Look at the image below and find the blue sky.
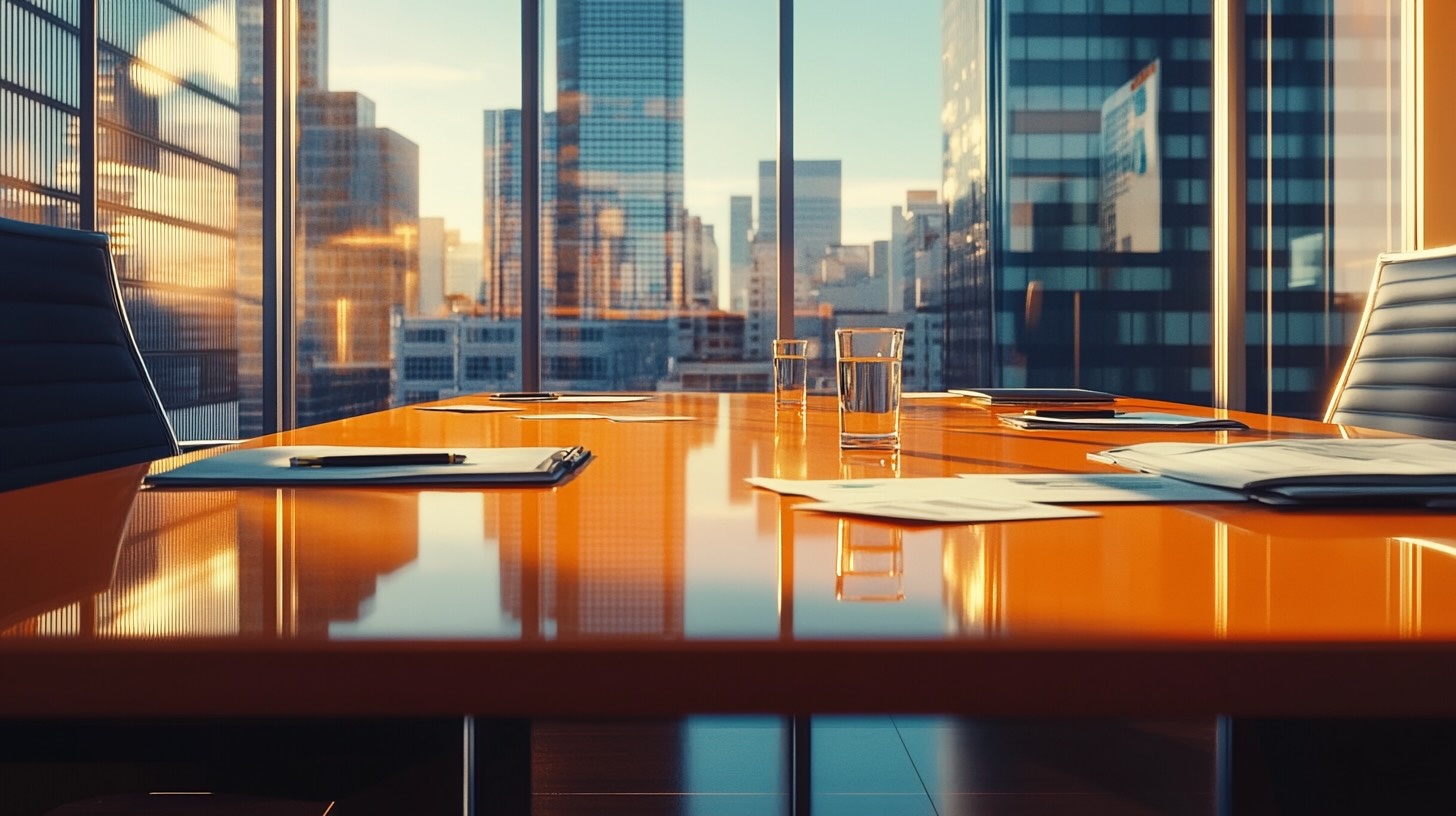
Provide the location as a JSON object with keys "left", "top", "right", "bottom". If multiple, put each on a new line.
{"left": 329, "top": 0, "right": 941, "bottom": 280}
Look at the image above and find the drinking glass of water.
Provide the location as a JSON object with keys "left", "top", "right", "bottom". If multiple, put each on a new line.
{"left": 834, "top": 328, "right": 904, "bottom": 450}
{"left": 772, "top": 338, "right": 809, "bottom": 407}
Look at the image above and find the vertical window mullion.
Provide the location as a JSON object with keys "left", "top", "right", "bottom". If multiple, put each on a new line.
{"left": 79, "top": 0, "right": 96, "bottom": 230}
{"left": 1212, "top": 0, "right": 1247, "bottom": 411}
{"left": 521, "top": 0, "right": 543, "bottom": 390}
{"left": 777, "top": 0, "right": 794, "bottom": 339}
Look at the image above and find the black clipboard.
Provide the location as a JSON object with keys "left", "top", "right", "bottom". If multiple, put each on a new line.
{"left": 145, "top": 445, "right": 594, "bottom": 487}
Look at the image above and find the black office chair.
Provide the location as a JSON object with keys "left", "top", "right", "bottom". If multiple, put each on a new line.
{"left": 0, "top": 216, "right": 181, "bottom": 492}
{"left": 1325, "top": 244, "right": 1456, "bottom": 440}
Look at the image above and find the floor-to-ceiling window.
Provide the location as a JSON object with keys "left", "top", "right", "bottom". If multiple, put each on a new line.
{"left": 2, "top": 0, "right": 251, "bottom": 441}
{"left": 0, "top": 0, "right": 1409, "bottom": 429}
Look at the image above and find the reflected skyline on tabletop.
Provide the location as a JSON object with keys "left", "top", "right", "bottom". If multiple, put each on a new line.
{"left": 10, "top": 394, "right": 1456, "bottom": 643}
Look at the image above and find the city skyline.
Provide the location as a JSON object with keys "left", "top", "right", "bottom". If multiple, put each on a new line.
{"left": 327, "top": 0, "right": 942, "bottom": 279}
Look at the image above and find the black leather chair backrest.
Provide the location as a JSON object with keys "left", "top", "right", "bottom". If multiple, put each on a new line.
{"left": 0, "top": 216, "right": 180, "bottom": 492}
{"left": 1325, "top": 245, "right": 1456, "bottom": 440}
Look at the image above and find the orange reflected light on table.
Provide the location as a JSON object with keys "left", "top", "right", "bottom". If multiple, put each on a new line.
{"left": 835, "top": 520, "right": 904, "bottom": 603}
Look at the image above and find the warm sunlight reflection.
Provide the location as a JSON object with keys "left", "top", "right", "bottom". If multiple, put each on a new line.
{"left": 107, "top": 550, "right": 239, "bottom": 637}
{"left": 335, "top": 297, "right": 351, "bottom": 362}
{"left": 131, "top": 0, "right": 238, "bottom": 96}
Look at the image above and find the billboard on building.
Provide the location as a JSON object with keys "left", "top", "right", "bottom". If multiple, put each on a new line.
{"left": 1100, "top": 60, "right": 1161, "bottom": 253}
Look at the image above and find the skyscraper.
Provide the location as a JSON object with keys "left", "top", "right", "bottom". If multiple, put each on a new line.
{"left": 728, "top": 195, "right": 754, "bottom": 312}
{"left": 483, "top": 109, "right": 557, "bottom": 318}
{"left": 941, "top": 1, "right": 1373, "bottom": 415}
{"left": 295, "top": 89, "right": 419, "bottom": 426}
{"left": 756, "top": 159, "right": 842, "bottom": 306}
{"left": 555, "top": 0, "right": 684, "bottom": 316}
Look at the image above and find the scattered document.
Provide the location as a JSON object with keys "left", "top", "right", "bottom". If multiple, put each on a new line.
{"left": 1090, "top": 438, "right": 1456, "bottom": 506}
{"left": 795, "top": 496, "right": 1097, "bottom": 524}
{"left": 748, "top": 474, "right": 1243, "bottom": 504}
{"left": 999, "top": 411, "right": 1248, "bottom": 431}
{"left": 954, "top": 472, "right": 1245, "bottom": 502}
{"left": 749, "top": 476, "right": 968, "bottom": 501}
{"left": 414, "top": 404, "right": 521, "bottom": 413}
{"left": 555, "top": 395, "right": 652, "bottom": 403}
{"left": 515, "top": 413, "right": 692, "bottom": 422}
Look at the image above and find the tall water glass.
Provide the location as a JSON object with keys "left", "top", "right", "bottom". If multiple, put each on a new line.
{"left": 834, "top": 328, "right": 904, "bottom": 449}
{"left": 772, "top": 338, "right": 809, "bottom": 407}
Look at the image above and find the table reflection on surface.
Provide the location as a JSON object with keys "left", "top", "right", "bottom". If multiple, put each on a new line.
{"left": 7, "top": 392, "right": 1456, "bottom": 647}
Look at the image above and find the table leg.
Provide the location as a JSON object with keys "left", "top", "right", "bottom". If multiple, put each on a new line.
{"left": 786, "top": 714, "right": 811, "bottom": 816}
{"left": 473, "top": 716, "right": 532, "bottom": 816}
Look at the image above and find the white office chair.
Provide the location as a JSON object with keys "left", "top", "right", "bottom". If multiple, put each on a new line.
{"left": 1325, "top": 244, "right": 1456, "bottom": 440}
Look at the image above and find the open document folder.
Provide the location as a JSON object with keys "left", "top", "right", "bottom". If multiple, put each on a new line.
{"left": 1089, "top": 438, "right": 1456, "bottom": 506}
{"left": 999, "top": 411, "right": 1248, "bottom": 431}
{"left": 146, "top": 445, "right": 592, "bottom": 487}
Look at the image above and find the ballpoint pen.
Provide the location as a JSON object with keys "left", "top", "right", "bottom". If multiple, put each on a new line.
{"left": 289, "top": 452, "right": 466, "bottom": 467}
{"left": 490, "top": 392, "right": 560, "bottom": 401}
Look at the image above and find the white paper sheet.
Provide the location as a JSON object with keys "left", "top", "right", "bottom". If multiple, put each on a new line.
{"left": 515, "top": 413, "right": 694, "bottom": 422}
{"left": 414, "top": 404, "right": 521, "bottom": 413}
{"left": 954, "top": 472, "right": 1245, "bottom": 502}
{"left": 748, "top": 473, "right": 1244, "bottom": 504}
{"left": 794, "top": 496, "right": 1097, "bottom": 524}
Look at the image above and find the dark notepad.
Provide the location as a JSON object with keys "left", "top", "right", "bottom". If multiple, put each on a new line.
{"left": 950, "top": 388, "right": 1119, "bottom": 405}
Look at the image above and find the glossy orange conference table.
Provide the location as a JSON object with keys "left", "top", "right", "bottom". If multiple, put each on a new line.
{"left": 3, "top": 390, "right": 1456, "bottom": 722}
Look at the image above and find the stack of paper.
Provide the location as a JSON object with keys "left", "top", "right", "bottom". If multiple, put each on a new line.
{"left": 1090, "top": 438, "right": 1456, "bottom": 505}
{"left": 950, "top": 387, "right": 1117, "bottom": 405}
{"left": 999, "top": 411, "right": 1248, "bottom": 431}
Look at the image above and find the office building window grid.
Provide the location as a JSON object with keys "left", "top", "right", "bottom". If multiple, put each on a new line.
{"left": 1, "top": 0, "right": 241, "bottom": 435}
{"left": 1, "top": 0, "right": 79, "bottom": 224}
{"left": 555, "top": 0, "right": 684, "bottom": 314}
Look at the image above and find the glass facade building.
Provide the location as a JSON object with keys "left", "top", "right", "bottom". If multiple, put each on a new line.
{"left": 482, "top": 108, "right": 557, "bottom": 320}
{"left": 2, "top": 0, "right": 243, "bottom": 440}
{"left": 942, "top": 0, "right": 1399, "bottom": 416}
{"left": 295, "top": 89, "right": 419, "bottom": 427}
{"left": 554, "top": 0, "right": 685, "bottom": 316}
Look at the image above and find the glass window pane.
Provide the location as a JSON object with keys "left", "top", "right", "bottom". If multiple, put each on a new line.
{"left": 533, "top": 0, "right": 774, "bottom": 394}
{"left": 941, "top": 2, "right": 1214, "bottom": 401}
{"left": 0, "top": 0, "right": 80, "bottom": 225}
{"left": 1, "top": 0, "right": 251, "bottom": 441}
{"left": 796, "top": 0, "right": 942, "bottom": 392}
{"left": 306, "top": 0, "right": 516, "bottom": 419}
{"left": 1246, "top": 1, "right": 1401, "bottom": 418}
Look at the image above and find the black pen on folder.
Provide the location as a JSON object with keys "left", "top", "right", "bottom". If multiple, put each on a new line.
{"left": 538, "top": 445, "right": 588, "bottom": 471}
{"left": 290, "top": 452, "right": 466, "bottom": 468}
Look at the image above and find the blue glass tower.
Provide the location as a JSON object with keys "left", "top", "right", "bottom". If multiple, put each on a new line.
{"left": 555, "top": 0, "right": 685, "bottom": 316}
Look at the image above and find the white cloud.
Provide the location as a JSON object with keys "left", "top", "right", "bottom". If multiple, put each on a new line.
{"left": 332, "top": 62, "right": 494, "bottom": 88}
